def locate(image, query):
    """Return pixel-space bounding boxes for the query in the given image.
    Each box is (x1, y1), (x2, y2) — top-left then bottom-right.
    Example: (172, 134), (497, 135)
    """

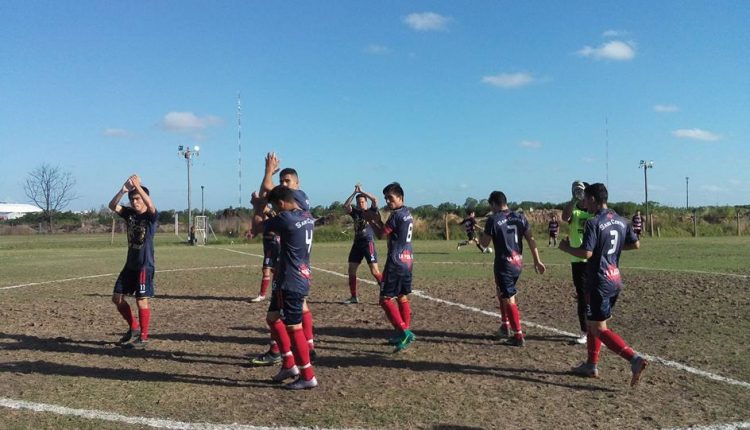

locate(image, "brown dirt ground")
(1, 264), (749, 429)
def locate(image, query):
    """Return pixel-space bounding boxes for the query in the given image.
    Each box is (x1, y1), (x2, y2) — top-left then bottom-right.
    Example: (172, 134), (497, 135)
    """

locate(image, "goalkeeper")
(561, 181), (592, 345)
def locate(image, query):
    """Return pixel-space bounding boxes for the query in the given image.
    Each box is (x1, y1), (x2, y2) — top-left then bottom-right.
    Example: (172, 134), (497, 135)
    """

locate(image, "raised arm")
(343, 186), (358, 213)
(363, 210), (386, 239)
(129, 175), (156, 214)
(108, 180), (131, 215)
(358, 188), (379, 209)
(259, 152), (280, 198)
(250, 192), (269, 237)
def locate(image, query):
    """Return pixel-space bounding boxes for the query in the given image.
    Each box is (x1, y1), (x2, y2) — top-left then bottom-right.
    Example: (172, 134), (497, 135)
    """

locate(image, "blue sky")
(1, 1), (748, 211)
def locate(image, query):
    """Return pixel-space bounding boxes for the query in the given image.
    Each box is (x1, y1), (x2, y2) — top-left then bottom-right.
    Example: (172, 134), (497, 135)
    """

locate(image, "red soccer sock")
(288, 326), (315, 381)
(398, 295), (411, 329)
(499, 300), (509, 327)
(116, 302), (139, 330)
(587, 331), (602, 365)
(380, 297), (406, 332)
(348, 274), (358, 297)
(269, 319), (295, 369)
(599, 329), (636, 361)
(259, 276), (271, 297)
(137, 307), (150, 340)
(302, 310), (314, 350)
(507, 302), (523, 339)
(269, 339), (280, 355)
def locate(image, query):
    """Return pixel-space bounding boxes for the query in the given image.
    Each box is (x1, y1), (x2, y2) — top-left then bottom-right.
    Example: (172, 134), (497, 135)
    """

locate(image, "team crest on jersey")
(605, 263), (621, 285)
(506, 250), (523, 267)
(299, 264), (312, 279)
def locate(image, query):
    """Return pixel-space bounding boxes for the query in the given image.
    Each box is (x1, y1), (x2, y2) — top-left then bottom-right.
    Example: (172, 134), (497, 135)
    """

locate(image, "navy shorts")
(348, 240), (378, 264)
(262, 239), (280, 269)
(466, 231), (477, 241)
(114, 267), (155, 298)
(494, 270), (519, 299)
(267, 288), (306, 325)
(586, 287), (619, 322)
(380, 261), (412, 298)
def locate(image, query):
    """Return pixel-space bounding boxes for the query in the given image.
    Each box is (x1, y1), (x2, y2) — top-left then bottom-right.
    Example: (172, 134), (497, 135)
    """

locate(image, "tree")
(23, 163), (77, 232)
(463, 197), (478, 211)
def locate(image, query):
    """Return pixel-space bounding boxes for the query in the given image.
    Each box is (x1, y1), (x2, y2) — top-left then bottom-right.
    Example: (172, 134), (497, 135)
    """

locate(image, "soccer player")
(559, 183), (648, 386)
(251, 186), (317, 389)
(363, 182), (416, 352)
(479, 191), (545, 347)
(548, 215), (560, 247)
(457, 211), (486, 252)
(251, 153), (315, 365)
(108, 174), (158, 349)
(632, 210), (643, 238)
(341, 184), (383, 304)
(561, 181), (592, 345)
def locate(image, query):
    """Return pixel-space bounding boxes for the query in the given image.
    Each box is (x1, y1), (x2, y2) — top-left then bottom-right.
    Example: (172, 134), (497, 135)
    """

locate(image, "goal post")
(194, 215), (208, 245)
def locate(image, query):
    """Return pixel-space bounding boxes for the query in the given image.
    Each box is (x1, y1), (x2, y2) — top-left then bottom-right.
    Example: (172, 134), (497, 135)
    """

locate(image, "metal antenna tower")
(237, 93), (242, 207)
(605, 116), (609, 188)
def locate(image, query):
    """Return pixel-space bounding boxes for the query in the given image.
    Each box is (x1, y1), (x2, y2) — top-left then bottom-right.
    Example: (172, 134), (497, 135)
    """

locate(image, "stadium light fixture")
(639, 160), (655, 237)
(178, 146), (200, 235)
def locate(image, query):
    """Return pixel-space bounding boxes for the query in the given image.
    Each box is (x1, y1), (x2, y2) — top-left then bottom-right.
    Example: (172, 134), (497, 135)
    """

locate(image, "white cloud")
(102, 128), (131, 138)
(365, 44), (390, 55)
(602, 30), (627, 38)
(160, 112), (222, 133)
(481, 72), (535, 89)
(403, 12), (451, 31)
(577, 40), (636, 61)
(672, 128), (721, 142)
(653, 104), (679, 113)
(700, 184), (726, 193)
(519, 140), (542, 149)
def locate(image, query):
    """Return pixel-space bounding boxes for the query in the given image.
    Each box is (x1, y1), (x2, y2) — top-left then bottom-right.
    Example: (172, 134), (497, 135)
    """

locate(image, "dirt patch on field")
(1, 262), (749, 429)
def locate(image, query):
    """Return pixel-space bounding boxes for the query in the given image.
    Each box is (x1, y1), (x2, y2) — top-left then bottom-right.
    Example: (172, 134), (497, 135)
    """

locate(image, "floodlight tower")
(178, 145), (200, 233)
(639, 160), (655, 237)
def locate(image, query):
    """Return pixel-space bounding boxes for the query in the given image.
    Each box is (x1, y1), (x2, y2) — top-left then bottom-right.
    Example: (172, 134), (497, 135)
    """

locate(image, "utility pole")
(178, 145), (200, 234)
(201, 185), (205, 215)
(639, 160), (655, 237)
(686, 176), (689, 209)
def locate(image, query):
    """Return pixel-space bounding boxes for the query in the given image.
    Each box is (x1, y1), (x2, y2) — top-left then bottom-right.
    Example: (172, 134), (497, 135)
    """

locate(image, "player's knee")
(379, 296), (392, 306)
(136, 298), (149, 309)
(397, 294), (409, 303)
(111, 294), (122, 305)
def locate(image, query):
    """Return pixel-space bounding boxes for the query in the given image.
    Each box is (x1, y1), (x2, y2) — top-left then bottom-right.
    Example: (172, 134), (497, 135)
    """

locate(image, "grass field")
(1, 234), (749, 429)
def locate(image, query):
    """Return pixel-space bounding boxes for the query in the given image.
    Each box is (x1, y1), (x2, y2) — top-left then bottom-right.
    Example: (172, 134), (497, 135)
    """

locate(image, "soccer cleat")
(630, 356), (648, 387)
(250, 351), (282, 366)
(575, 333), (588, 345)
(123, 336), (148, 349)
(496, 324), (511, 339)
(272, 366), (300, 383)
(249, 295), (266, 303)
(284, 376), (318, 390)
(117, 328), (141, 345)
(503, 336), (525, 347)
(571, 362), (599, 378)
(393, 330), (416, 353)
(387, 335), (402, 345)
(342, 296), (359, 304)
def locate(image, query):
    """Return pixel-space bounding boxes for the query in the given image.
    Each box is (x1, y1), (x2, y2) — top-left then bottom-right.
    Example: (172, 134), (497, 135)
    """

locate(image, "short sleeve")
(483, 216), (494, 236)
(264, 214), (285, 235)
(624, 222), (638, 244)
(582, 219), (597, 252)
(383, 212), (396, 236)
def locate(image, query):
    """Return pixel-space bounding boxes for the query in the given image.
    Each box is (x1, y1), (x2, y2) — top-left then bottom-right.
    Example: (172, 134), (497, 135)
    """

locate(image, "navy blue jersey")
(460, 217), (477, 234)
(350, 207), (376, 242)
(384, 206), (413, 270)
(631, 214), (643, 231)
(293, 189), (310, 211)
(583, 208), (638, 293)
(264, 209), (314, 295)
(548, 220), (559, 234)
(484, 210), (528, 276)
(118, 207), (158, 270)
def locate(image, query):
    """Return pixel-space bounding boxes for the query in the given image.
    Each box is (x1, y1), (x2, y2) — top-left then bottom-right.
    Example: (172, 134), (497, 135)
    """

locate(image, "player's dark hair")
(382, 182), (404, 198)
(267, 185), (295, 205)
(279, 168), (298, 178)
(128, 186), (149, 200)
(355, 193), (367, 202)
(585, 183), (608, 204)
(488, 191), (507, 207)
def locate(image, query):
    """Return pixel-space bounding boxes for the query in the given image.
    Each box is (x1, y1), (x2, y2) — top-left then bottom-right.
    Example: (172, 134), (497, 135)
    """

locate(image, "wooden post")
(444, 214), (450, 241)
(737, 211), (741, 236)
(110, 217), (115, 245)
(692, 210), (698, 237)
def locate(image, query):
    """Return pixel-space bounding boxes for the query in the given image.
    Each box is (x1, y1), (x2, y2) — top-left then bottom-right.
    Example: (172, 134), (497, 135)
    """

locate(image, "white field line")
(0, 397), (352, 430)
(0, 265), (254, 291)
(665, 422), (750, 430)
(213, 247), (750, 390)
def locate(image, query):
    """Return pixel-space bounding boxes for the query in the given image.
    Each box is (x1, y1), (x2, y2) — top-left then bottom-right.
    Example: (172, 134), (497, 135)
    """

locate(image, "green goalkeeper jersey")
(569, 207), (592, 263)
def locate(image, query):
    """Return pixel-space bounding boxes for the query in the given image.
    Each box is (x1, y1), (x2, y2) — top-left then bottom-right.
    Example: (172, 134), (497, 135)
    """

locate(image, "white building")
(0, 202), (44, 220)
